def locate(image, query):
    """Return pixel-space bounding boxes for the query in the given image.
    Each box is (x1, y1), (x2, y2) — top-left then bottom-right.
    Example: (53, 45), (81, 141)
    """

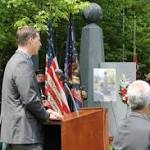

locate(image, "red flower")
(121, 87), (127, 97)
(119, 75), (130, 105)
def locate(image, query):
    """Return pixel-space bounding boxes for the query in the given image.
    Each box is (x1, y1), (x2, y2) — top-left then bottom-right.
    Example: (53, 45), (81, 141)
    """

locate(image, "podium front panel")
(44, 107), (109, 150)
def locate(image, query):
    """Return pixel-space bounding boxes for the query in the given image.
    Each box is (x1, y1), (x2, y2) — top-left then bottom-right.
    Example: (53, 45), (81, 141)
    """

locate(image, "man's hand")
(47, 109), (63, 120)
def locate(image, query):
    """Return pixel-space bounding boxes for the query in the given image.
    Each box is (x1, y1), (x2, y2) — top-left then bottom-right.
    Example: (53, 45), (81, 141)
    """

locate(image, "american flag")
(45, 21), (70, 114)
(64, 14), (83, 109)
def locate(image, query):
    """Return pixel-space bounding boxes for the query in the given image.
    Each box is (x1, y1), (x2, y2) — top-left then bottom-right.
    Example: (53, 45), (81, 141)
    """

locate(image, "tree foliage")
(0, 0), (150, 77)
(97, 0), (150, 77)
(0, 0), (89, 69)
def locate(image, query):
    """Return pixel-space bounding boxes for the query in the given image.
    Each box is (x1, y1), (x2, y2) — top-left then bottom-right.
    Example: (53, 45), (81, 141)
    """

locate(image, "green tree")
(0, 0), (150, 78)
(0, 0), (89, 69)
(96, 0), (150, 77)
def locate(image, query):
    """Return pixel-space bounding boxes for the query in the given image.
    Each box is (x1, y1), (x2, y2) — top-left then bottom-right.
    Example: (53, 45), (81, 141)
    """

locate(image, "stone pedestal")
(80, 3), (104, 106)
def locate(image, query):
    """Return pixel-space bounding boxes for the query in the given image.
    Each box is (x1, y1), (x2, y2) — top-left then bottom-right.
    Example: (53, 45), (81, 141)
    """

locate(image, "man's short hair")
(16, 26), (39, 46)
(127, 80), (150, 110)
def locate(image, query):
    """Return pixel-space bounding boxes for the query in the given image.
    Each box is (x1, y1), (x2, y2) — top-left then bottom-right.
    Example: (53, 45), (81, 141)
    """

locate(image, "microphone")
(55, 69), (69, 82)
(60, 74), (68, 82)
(40, 89), (46, 100)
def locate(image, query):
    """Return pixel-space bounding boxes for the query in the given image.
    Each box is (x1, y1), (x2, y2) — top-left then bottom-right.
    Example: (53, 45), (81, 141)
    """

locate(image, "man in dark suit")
(0, 26), (62, 150)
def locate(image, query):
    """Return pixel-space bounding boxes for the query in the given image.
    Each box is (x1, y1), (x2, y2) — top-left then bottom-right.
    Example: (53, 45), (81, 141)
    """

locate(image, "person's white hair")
(127, 80), (150, 110)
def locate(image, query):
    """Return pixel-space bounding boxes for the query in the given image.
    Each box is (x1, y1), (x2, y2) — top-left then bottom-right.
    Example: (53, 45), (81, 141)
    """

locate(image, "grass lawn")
(109, 144), (112, 150)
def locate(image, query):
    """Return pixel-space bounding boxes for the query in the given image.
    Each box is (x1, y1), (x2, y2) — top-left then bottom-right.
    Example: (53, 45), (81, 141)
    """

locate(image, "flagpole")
(122, 5), (125, 62)
(64, 83), (79, 116)
(133, 15), (136, 58)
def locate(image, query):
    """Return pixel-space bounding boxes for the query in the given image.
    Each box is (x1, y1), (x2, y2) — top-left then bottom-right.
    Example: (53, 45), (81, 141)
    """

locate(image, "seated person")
(36, 69), (50, 109)
(36, 69), (45, 99)
(113, 80), (150, 150)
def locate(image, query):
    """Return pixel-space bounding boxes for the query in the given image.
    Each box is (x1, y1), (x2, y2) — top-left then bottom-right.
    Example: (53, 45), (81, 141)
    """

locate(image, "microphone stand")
(40, 89), (46, 100)
(64, 81), (79, 116)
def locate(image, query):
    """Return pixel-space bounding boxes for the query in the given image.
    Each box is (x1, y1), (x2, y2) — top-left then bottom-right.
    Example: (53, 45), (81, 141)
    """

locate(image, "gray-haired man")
(113, 80), (150, 150)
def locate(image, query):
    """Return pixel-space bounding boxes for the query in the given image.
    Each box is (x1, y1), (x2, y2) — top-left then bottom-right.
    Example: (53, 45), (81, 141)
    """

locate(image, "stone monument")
(80, 3), (104, 106)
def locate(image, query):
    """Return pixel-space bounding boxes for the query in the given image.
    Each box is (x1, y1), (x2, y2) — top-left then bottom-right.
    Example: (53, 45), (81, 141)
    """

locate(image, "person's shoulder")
(6, 53), (29, 74)
(11, 52), (30, 65)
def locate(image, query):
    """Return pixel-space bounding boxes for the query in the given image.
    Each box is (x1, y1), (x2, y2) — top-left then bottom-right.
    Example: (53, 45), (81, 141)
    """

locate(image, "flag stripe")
(45, 57), (70, 113)
(45, 84), (64, 112)
(47, 57), (70, 107)
(47, 95), (62, 114)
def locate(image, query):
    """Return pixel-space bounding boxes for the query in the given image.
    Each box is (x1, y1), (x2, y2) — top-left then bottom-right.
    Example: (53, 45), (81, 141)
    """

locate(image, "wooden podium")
(44, 107), (109, 150)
